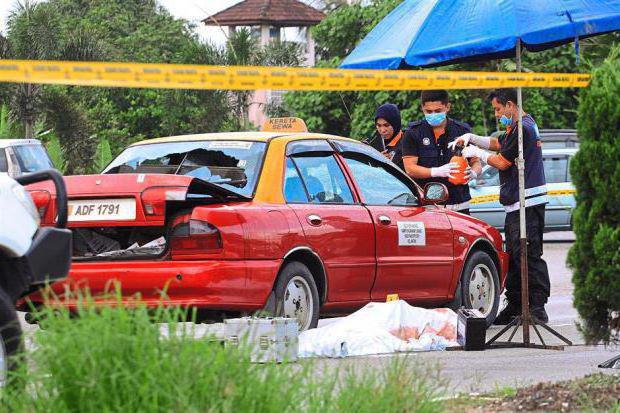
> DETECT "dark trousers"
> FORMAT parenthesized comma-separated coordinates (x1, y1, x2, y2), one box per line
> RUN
(504, 204, 550, 307)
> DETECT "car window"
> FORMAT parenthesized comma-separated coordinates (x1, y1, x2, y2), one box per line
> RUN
(476, 167, 500, 187)
(283, 158, 309, 203)
(343, 155, 417, 206)
(12, 144, 54, 173)
(543, 157, 568, 183)
(0, 149, 7, 172)
(104, 140, 267, 197)
(291, 155, 354, 204)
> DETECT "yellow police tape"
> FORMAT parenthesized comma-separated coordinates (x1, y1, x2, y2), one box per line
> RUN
(0, 59, 590, 91)
(470, 189, 576, 205)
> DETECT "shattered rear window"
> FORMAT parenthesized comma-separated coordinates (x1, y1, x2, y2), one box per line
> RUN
(103, 140, 267, 197)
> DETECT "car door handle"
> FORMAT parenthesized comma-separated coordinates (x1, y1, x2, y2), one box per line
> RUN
(378, 215, 391, 225)
(306, 214, 322, 226)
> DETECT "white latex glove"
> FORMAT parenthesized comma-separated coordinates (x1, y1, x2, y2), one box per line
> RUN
(448, 133, 491, 150)
(462, 145, 490, 163)
(430, 162, 459, 179)
(464, 166, 476, 182)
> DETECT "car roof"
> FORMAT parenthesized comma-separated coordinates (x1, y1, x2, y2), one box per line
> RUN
(129, 132, 359, 146)
(0, 139, 43, 148)
(542, 147, 578, 156)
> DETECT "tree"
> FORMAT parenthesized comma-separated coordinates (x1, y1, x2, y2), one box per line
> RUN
(224, 28, 304, 130)
(3, 1, 106, 139)
(568, 46, 620, 344)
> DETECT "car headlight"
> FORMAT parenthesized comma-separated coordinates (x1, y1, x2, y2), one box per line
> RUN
(11, 182, 41, 226)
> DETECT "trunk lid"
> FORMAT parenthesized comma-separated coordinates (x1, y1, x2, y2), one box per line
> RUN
(26, 173, 249, 227)
(26, 173, 249, 261)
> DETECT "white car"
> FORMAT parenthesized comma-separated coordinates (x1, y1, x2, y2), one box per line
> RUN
(0, 139, 55, 177)
(0, 170, 71, 387)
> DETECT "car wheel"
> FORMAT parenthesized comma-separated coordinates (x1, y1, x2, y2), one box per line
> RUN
(0, 288, 23, 388)
(461, 251, 500, 327)
(266, 262, 319, 332)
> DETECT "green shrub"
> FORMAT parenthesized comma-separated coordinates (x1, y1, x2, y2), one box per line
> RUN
(44, 132, 67, 173)
(568, 45, 620, 344)
(2, 294, 444, 412)
(93, 138, 113, 173)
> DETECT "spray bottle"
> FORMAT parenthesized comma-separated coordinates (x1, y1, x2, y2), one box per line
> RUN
(448, 144, 468, 185)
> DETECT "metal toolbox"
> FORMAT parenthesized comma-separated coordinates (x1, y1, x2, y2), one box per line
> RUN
(224, 317, 299, 363)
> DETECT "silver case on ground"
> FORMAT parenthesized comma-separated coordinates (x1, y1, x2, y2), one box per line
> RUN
(224, 317, 299, 363)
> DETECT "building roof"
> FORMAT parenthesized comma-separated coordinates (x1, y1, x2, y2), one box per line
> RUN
(203, 0, 325, 27)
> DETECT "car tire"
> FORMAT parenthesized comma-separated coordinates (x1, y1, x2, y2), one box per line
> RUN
(264, 262, 320, 332)
(0, 288, 23, 387)
(460, 250, 501, 327)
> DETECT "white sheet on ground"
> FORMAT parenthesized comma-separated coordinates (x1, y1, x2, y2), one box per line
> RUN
(299, 300, 458, 358)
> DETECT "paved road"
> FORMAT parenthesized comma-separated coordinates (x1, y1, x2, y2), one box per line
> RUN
(311, 232, 620, 394)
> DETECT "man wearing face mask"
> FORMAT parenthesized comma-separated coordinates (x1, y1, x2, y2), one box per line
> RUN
(366, 103, 405, 170)
(451, 88, 550, 325)
(402, 90, 482, 214)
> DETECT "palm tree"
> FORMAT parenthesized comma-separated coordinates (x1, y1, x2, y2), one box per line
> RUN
(225, 28, 303, 130)
(3, 1, 106, 139)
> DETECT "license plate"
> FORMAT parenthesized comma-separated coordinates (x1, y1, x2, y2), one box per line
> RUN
(68, 198, 136, 222)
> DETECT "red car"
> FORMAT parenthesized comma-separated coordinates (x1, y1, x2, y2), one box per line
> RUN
(24, 119, 508, 329)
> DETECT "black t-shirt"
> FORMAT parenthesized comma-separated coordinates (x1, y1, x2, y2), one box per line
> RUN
(401, 118, 472, 205)
(365, 131, 405, 170)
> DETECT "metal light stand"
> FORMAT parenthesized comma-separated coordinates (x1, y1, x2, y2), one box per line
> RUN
(486, 40, 572, 351)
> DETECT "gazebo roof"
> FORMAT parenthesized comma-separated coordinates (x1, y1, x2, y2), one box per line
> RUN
(203, 0, 325, 27)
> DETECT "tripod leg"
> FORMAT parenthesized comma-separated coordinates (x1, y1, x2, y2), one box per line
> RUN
(531, 323, 546, 346)
(487, 316, 521, 346)
(507, 319, 522, 342)
(536, 321, 573, 346)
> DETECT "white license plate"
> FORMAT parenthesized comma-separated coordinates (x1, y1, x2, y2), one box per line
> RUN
(68, 198, 136, 222)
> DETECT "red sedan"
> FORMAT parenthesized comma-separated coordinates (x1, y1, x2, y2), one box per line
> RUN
(24, 120, 508, 329)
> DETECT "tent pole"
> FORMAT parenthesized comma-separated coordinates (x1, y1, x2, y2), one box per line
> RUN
(516, 39, 530, 345)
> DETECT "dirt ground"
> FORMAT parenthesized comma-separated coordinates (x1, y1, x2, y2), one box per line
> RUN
(449, 373, 620, 412)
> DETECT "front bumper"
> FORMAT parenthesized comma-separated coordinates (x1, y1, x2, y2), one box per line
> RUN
(0, 227, 72, 302)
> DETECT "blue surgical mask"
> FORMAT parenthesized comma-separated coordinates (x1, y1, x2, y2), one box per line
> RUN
(425, 112, 447, 126)
(499, 114, 513, 126)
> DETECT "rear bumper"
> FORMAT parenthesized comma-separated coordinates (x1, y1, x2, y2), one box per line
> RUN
(1, 227, 72, 302)
(21, 258, 280, 311)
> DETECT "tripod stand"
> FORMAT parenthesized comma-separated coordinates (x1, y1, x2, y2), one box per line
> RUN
(485, 51, 573, 351)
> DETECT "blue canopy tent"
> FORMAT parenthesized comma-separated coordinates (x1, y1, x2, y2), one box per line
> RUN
(340, 0, 620, 70)
(340, 0, 620, 348)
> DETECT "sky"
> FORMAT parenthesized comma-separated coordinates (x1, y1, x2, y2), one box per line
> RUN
(0, 0, 324, 45)
(0, 0, 242, 46)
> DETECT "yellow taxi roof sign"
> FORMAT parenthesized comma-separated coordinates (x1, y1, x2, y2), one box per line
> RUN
(260, 117, 308, 133)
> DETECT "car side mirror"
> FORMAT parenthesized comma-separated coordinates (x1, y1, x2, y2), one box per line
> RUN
(423, 182, 449, 203)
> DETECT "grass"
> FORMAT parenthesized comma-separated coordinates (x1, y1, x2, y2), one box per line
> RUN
(2, 292, 445, 412)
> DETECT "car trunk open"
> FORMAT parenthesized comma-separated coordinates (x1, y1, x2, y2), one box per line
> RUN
(26, 174, 248, 261)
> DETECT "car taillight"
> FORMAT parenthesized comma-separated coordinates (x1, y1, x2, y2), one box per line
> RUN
(170, 217, 222, 256)
(27, 190, 51, 219)
(140, 186, 187, 216)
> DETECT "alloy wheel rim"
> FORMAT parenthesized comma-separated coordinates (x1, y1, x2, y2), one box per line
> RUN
(469, 264, 495, 317)
(283, 276, 313, 331)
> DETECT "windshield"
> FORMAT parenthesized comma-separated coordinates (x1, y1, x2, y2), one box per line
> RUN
(103, 140, 267, 197)
(13, 144, 54, 173)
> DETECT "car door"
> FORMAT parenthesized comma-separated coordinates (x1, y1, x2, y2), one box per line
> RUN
(283, 140, 376, 303)
(335, 146, 454, 302)
(543, 154, 572, 229)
